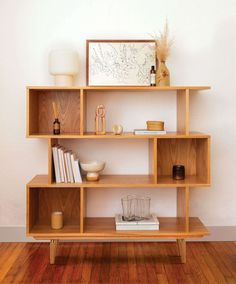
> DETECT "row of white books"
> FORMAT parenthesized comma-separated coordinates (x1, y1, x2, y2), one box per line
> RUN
(52, 145, 82, 183)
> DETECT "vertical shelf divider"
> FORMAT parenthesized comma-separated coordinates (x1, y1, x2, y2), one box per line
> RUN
(80, 187, 85, 233)
(177, 186, 189, 231)
(80, 89, 87, 135)
(177, 89, 190, 135)
(149, 138, 158, 183)
(48, 138, 58, 184)
(177, 88, 190, 233)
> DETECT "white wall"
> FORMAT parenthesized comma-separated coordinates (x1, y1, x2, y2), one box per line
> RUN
(0, 0, 236, 227)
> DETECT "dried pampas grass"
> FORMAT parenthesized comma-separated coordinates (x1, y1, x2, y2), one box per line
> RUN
(153, 21, 172, 63)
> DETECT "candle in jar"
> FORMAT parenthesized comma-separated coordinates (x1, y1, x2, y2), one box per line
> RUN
(172, 165, 185, 180)
(51, 211, 63, 229)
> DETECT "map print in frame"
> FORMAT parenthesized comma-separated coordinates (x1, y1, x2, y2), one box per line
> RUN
(86, 40, 156, 86)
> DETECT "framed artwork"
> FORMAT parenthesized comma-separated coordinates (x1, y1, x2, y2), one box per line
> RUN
(86, 40, 156, 86)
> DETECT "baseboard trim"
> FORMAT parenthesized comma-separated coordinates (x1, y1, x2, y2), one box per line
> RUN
(0, 226, 235, 242)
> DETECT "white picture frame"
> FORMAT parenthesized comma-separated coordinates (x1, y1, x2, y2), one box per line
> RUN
(86, 40, 156, 86)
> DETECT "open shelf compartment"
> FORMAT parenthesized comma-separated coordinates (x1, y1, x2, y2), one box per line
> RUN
(27, 88, 81, 136)
(26, 179, 208, 239)
(83, 217, 209, 238)
(157, 137, 210, 185)
(27, 186, 82, 236)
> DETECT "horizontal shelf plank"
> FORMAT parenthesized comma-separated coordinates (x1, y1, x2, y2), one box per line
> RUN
(27, 86, 210, 91)
(84, 217, 209, 237)
(27, 131, 210, 139)
(28, 175, 156, 188)
(28, 217, 209, 239)
(27, 175, 210, 188)
(28, 224, 80, 236)
(157, 175, 210, 187)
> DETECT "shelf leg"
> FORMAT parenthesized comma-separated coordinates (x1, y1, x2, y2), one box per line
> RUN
(177, 239, 186, 263)
(50, 240, 58, 264)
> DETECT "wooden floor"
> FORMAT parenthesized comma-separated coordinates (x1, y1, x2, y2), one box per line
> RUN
(0, 242, 236, 283)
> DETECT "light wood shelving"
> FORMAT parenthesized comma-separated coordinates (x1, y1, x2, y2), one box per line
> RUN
(27, 86, 210, 91)
(29, 218, 208, 240)
(27, 131, 210, 139)
(26, 85, 211, 264)
(28, 174, 210, 188)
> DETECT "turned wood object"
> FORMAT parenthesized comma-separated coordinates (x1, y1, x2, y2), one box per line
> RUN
(95, 105, 106, 135)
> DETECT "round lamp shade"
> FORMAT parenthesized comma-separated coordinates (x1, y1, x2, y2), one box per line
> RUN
(49, 49, 79, 86)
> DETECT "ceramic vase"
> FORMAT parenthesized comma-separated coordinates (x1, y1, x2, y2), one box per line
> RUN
(156, 61, 170, 86)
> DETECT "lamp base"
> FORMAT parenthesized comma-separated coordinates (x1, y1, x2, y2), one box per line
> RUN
(54, 75, 74, 86)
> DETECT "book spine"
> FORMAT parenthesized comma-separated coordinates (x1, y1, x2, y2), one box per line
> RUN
(52, 146, 61, 183)
(134, 131, 166, 135)
(66, 152, 74, 183)
(75, 160, 82, 183)
(59, 148, 67, 183)
(116, 225, 159, 230)
(71, 154, 79, 182)
(58, 148, 65, 182)
(64, 151, 70, 183)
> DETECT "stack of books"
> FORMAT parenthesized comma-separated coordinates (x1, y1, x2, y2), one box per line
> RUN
(115, 214, 159, 230)
(52, 145, 82, 183)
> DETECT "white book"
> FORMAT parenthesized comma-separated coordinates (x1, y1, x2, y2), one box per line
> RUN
(74, 159, 82, 182)
(59, 147, 67, 183)
(70, 154, 82, 183)
(52, 146, 61, 183)
(64, 151, 71, 183)
(66, 151, 74, 183)
(116, 225, 159, 230)
(115, 214, 159, 230)
(134, 129, 166, 135)
(58, 147, 65, 183)
(70, 153, 76, 181)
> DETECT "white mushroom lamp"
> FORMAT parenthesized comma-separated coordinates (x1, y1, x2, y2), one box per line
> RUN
(49, 49, 79, 86)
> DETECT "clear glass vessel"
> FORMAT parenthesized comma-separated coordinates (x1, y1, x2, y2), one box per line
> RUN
(121, 195, 151, 221)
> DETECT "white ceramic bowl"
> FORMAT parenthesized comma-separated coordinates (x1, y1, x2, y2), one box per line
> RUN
(80, 160, 105, 181)
(80, 160, 105, 172)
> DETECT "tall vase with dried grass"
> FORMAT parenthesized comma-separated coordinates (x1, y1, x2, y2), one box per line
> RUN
(155, 22, 172, 86)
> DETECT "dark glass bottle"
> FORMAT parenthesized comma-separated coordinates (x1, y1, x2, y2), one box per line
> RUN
(53, 118, 60, 135)
(150, 65, 156, 86)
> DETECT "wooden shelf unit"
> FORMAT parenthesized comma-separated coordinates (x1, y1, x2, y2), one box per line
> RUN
(28, 174, 210, 188)
(29, 217, 208, 240)
(27, 131, 209, 139)
(26, 85, 211, 264)
(27, 86, 210, 137)
(46, 135, 210, 186)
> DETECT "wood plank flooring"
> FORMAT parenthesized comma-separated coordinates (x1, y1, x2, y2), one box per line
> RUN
(0, 242, 236, 283)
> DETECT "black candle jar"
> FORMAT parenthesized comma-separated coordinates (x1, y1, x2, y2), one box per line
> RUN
(172, 165, 185, 180)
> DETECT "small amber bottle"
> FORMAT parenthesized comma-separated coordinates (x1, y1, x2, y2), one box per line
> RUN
(150, 65, 156, 86)
(53, 118, 60, 135)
